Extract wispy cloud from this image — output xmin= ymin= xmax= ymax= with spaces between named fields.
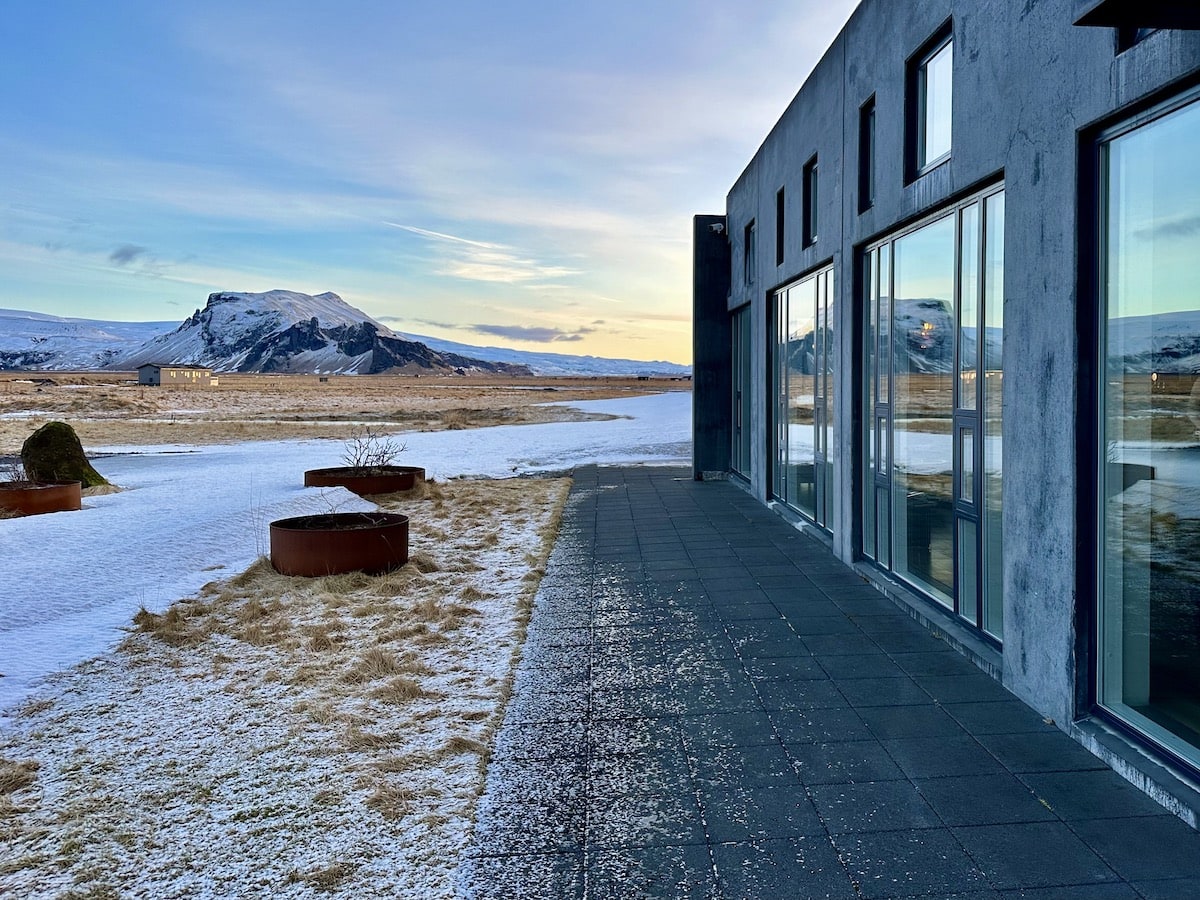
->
xmin=385 ymin=222 xmax=581 ymax=284
xmin=109 ymin=244 xmax=147 ymax=266
xmin=1135 ymin=215 xmax=1200 ymax=241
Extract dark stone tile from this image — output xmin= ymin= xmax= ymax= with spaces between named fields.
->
xmin=586 ymin=791 xmax=706 ymax=850
xmin=790 ymin=740 xmax=906 ymax=785
xmin=1071 ymin=815 xmax=1200 ymax=881
xmin=813 ymin=653 xmax=907 ymax=680
xmin=679 ymin=709 xmax=778 ymax=749
xmin=591 ymin=686 xmax=683 ymax=719
xmin=859 ymin=704 xmax=968 ymax=740
xmin=715 ymin=601 xmax=783 ymax=622
xmin=882 ymin=735 xmax=1005 ymax=779
xmin=1022 ymin=770 xmax=1170 ymax=821
xmin=688 ymin=741 xmax=800 ymax=789
xmin=584 ymin=844 xmax=717 ymax=900
xmin=1132 ymin=877 xmax=1200 ymax=899
xmin=800 ymin=633 xmax=881 ymax=656
xmin=457 ymin=851 xmax=584 ymax=900
xmin=999 ymin=885 xmax=1139 ymax=899
xmin=588 ymin=716 xmax=682 ymax=758
xmin=943 ymin=700 xmax=1058 ymax=736
xmin=891 ymin=650 xmax=972 ymax=676
xmin=976 ymin=732 xmax=1110 ymax=774
xmin=833 ymin=828 xmax=988 ymax=899
xmin=868 ymin=628 xmax=951 ymax=653
xmin=810 ymin=780 xmax=943 ymax=833
xmin=711 ymin=836 xmax=856 ymax=899
xmin=743 ymin=656 xmax=828 ymax=681
xmin=848 ymin=613 xmax=919 ymax=633
xmin=588 ymin=749 xmax=693 ymax=800
xmin=834 ymin=676 xmax=930 ymax=708
xmin=671 ymin=678 xmax=763 ymax=714
xmin=773 ymin=598 xmax=842 ymax=618
xmin=916 ymin=774 xmax=1056 ymax=826
xmin=754 ymin=678 xmax=849 ymax=712
xmin=491 ymin=720 xmax=587 ymax=761
xmin=955 ymin=822 xmax=1118 ymax=890
xmin=472 ymin=797 xmax=587 ymax=854
xmin=774 ymin=708 xmax=874 ymax=745
xmin=502 ymin=690 xmax=590 ymax=726
xmin=485 ymin=757 xmax=587 ymax=806
xmin=784 ymin=616 xmax=862 ymax=637
xmin=698 ymin=783 xmax=825 ymax=842
xmin=914 ymin=673 xmax=1014 ymax=703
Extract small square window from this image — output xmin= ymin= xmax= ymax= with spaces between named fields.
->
xmin=802 ymin=156 xmax=818 ymax=247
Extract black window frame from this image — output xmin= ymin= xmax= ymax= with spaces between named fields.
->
xmin=776 ymin=187 xmax=786 ymax=266
xmin=859 ymin=95 xmax=876 ymax=213
xmin=906 ymin=21 xmax=954 ymax=181
xmin=743 ymin=219 xmax=756 ymax=285
xmin=802 ymin=155 xmax=818 ymax=247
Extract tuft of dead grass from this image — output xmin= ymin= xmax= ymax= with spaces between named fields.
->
xmin=343 ymin=647 xmax=403 ymax=683
xmin=365 ymin=781 xmax=415 ymax=821
xmin=0 ymin=758 xmax=39 ymax=795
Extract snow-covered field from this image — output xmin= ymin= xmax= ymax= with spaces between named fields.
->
xmin=0 ymin=391 xmax=689 ymax=897
xmin=0 ymin=390 xmax=690 ymax=717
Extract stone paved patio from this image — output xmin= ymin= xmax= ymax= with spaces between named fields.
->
xmin=457 ymin=466 xmax=1200 ymax=899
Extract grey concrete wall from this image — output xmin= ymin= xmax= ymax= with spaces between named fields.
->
xmin=707 ymin=0 xmax=1200 ymax=728
xmin=692 ymin=215 xmax=732 ymax=479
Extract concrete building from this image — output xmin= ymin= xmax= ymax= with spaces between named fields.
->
xmin=136 ymin=364 xmax=215 ymax=387
xmin=693 ymin=0 xmax=1200 ymax=823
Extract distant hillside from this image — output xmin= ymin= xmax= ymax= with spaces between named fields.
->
xmin=0 ymin=309 xmax=175 ymax=370
xmin=404 ymin=332 xmax=691 ymax=377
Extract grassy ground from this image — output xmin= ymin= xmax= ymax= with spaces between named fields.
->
xmin=0 ymin=474 xmax=571 ymax=897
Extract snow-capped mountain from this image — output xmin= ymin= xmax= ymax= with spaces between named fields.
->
xmin=0 ymin=292 xmax=694 ymax=377
xmin=104 ymin=291 xmax=531 ymax=376
xmin=0 ymin=308 xmax=175 ymax=370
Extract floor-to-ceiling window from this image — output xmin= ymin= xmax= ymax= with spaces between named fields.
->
xmin=1098 ymin=91 xmax=1200 ymax=771
xmin=773 ymin=266 xmax=834 ymax=528
xmin=731 ymin=305 xmax=752 ymax=478
xmin=863 ymin=187 xmax=1004 ymax=636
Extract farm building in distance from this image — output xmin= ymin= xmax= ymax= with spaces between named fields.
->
xmin=136 ymin=364 xmax=215 ymax=387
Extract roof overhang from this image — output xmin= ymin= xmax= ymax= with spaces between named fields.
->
xmin=1075 ymin=0 xmax=1200 ymax=29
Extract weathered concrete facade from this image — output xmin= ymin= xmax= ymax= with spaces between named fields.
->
xmin=694 ymin=0 xmax=1200 ymax=822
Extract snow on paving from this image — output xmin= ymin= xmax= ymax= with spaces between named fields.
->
xmin=0 ymin=391 xmax=690 ymax=898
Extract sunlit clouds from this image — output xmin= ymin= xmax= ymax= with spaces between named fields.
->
xmin=0 ymin=1 xmax=861 ymax=363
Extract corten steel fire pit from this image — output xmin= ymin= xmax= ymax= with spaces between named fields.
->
xmin=303 ymin=466 xmax=425 ymax=497
xmin=270 ymin=512 xmax=410 ymax=577
xmin=0 ymin=480 xmax=82 ymax=516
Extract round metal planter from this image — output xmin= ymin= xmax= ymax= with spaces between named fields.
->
xmin=270 ymin=512 xmax=410 ymax=577
xmin=0 ymin=480 xmax=82 ymax=516
xmin=303 ymin=465 xmax=426 ymax=496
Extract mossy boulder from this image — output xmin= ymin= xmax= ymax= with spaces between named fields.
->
xmin=20 ymin=421 xmax=109 ymax=488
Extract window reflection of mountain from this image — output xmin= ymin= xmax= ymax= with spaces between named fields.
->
xmin=895 ymin=298 xmax=953 ymax=373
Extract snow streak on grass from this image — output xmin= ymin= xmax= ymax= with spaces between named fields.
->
xmin=0 ymin=476 xmax=571 ymax=898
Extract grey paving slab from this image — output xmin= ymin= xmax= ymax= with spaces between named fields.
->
xmin=458 ymin=466 xmax=1194 ymax=899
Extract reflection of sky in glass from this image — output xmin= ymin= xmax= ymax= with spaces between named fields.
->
xmin=1110 ymin=99 xmax=1200 ymax=321
xmin=895 ymin=214 xmax=955 ymax=302
xmin=922 ymin=41 xmax=953 ymax=165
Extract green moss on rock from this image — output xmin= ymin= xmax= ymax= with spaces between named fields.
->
xmin=20 ymin=421 xmax=109 ymax=488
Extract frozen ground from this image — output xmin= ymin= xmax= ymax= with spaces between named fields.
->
xmin=0 ymin=390 xmax=690 ymax=717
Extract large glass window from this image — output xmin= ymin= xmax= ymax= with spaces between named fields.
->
xmin=1099 ymin=93 xmax=1200 ymax=769
xmin=864 ymin=187 xmax=1003 ymax=634
xmin=773 ymin=266 xmax=834 ymax=528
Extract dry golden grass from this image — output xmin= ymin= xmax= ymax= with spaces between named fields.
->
xmin=0 ymin=371 xmax=681 ymax=453
xmin=0 ymin=758 xmax=39 ymax=795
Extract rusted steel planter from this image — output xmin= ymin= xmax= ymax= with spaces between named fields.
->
xmin=303 ymin=465 xmax=425 ymax=496
xmin=0 ymin=480 xmax=82 ymax=516
xmin=270 ymin=512 xmax=410 ymax=577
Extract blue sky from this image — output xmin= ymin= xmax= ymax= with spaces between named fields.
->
xmin=1 ymin=1 xmax=859 ymax=363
